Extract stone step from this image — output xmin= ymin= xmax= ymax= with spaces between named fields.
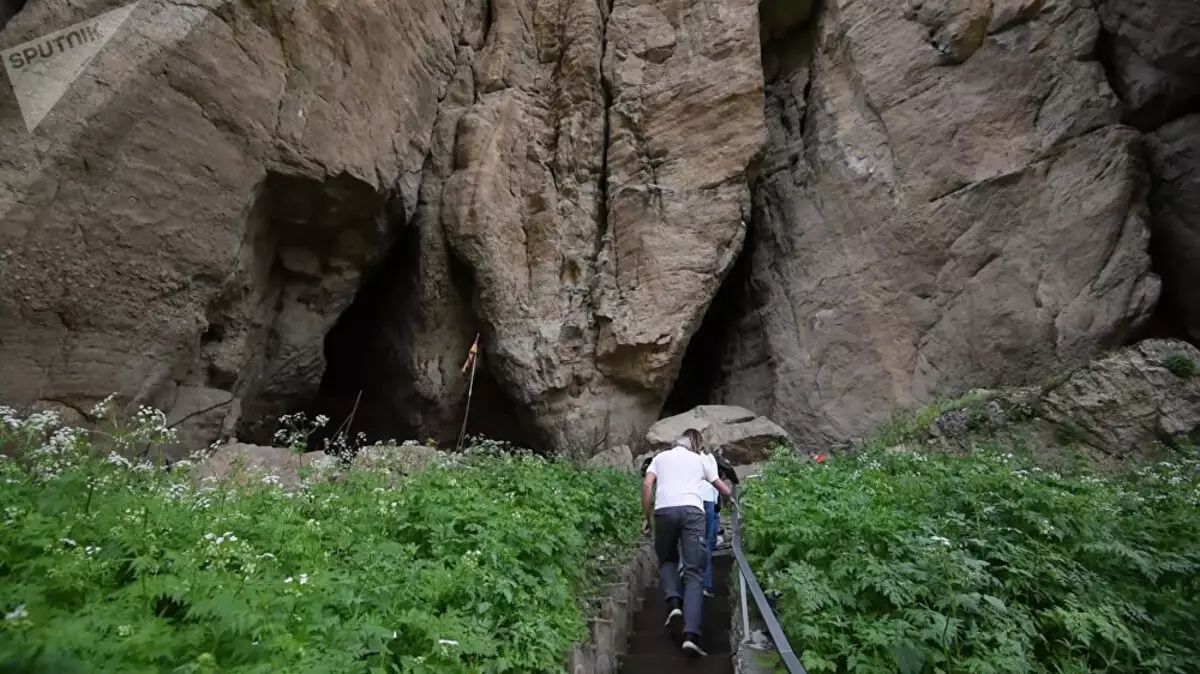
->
xmin=620 ymin=553 xmax=735 ymax=674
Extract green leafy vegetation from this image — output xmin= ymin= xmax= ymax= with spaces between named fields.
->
xmin=0 ymin=404 xmax=640 ymax=674
xmin=1053 ymin=422 xmax=1084 ymax=447
xmin=1162 ymin=352 xmax=1198 ymax=379
xmin=868 ymin=392 xmax=988 ymax=449
xmin=742 ymin=445 xmax=1200 ymax=673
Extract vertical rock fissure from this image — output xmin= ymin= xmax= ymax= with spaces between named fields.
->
xmin=1091 ymin=1 xmax=1200 ymax=346
xmin=596 ymin=0 xmax=615 ymax=245
xmin=661 ymin=0 xmax=817 ymax=418
xmin=586 ymin=0 xmax=616 ymax=392
xmin=661 ymin=217 xmax=757 ymax=417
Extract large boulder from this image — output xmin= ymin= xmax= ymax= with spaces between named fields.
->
xmin=646 ymin=405 xmax=791 ymax=465
xmin=1040 ymin=339 xmax=1200 ymax=457
xmin=195 ymin=443 xmax=336 ymax=490
xmin=586 ymin=444 xmax=635 ymax=471
xmin=716 ymin=0 xmax=1159 ymax=450
xmin=353 ymin=443 xmax=440 ymax=476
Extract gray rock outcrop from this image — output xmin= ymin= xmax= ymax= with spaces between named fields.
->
xmin=196 ymin=443 xmax=336 ymax=490
xmin=1097 ymin=0 xmax=1200 ymax=354
xmin=0 ymin=0 xmax=470 ymax=446
xmin=1041 ymin=339 xmax=1200 ymax=457
xmin=587 ymin=444 xmax=635 ymax=471
xmin=646 ymin=405 xmax=791 ymax=464
xmin=715 ymin=0 xmax=1160 ymax=450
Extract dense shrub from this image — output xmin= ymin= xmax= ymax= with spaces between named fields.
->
xmin=0 ymin=405 xmax=640 ymax=674
xmin=742 ymin=446 xmax=1200 ymax=673
xmin=1162 ymin=352 xmax=1198 ymax=379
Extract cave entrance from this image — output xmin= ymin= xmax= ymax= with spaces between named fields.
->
xmin=310 ymin=221 xmax=531 ymax=455
xmin=661 ymin=0 xmax=812 ymax=420
xmin=661 ymin=219 xmax=756 ymax=418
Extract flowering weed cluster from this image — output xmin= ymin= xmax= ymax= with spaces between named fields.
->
xmin=742 ymin=446 xmax=1200 ymax=673
xmin=0 ymin=407 xmax=641 ymax=673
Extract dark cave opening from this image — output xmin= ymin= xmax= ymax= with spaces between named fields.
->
xmin=661 ymin=219 xmax=757 ymax=418
xmin=313 ymin=223 xmax=423 ymax=447
xmin=219 ymin=170 xmax=397 ymax=448
xmin=311 ymin=221 xmax=531 ymax=454
xmin=660 ymin=0 xmax=814 ymax=420
xmin=1129 ymin=195 xmax=1198 ymax=347
xmin=1091 ymin=25 xmax=1199 ymax=348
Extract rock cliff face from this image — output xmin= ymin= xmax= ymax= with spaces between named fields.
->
xmin=714 ymin=0 xmax=1162 ymax=449
xmin=1094 ymin=0 xmax=1200 ymax=346
xmin=0 ymin=0 xmax=764 ymax=452
xmin=0 ymin=0 xmax=1195 ymax=454
xmin=0 ymin=0 xmax=470 ymax=446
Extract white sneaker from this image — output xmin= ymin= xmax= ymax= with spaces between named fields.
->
xmin=664 ymin=607 xmax=682 ymax=627
xmin=682 ymin=637 xmax=708 ymax=657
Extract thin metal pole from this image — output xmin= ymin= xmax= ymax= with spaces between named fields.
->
xmin=739 ymin=475 xmax=755 ymax=644
xmin=740 ymin=568 xmax=750 ymax=643
xmin=456 ymin=346 xmax=479 ymax=451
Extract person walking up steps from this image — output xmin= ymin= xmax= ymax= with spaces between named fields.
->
xmin=698 ymin=444 xmax=720 ymax=598
xmin=641 ymin=428 xmax=733 ymax=657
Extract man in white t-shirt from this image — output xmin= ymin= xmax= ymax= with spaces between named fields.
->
xmin=641 ymin=428 xmax=733 ymax=657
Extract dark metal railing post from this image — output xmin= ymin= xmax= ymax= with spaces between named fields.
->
xmin=730 ymin=480 xmax=808 ymax=674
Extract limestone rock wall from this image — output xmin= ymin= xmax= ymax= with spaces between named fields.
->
xmin=0 ymin=0 xmax=765 ymax=452
xmin=0 ymin=0 xmax=466 ymax=444
xmin=1 ymin=0 xmax=1194 ymax=454
xmin=715 ymin=0 xmax=1162 ymax=449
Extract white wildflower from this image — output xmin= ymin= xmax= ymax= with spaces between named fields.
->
xmin=106 ymin=452 xmax=132 ymax=469
xmin=0 ymin=406 xmax=19 ymax=430
xmin=4 ymin=605 xmax=27 ymax=621
xmin=90 ymin=393 xmax=118 ymax=419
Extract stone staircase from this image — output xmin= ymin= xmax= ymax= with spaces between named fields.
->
xmin=618 ymin=551 xmax=736 ymax=674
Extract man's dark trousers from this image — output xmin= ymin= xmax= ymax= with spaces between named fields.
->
xmin=654 ymin=505 xmax=707 ymax=636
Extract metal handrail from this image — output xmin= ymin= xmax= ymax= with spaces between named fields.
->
xmin=730 ymin=477 xmax=808 ymax=674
